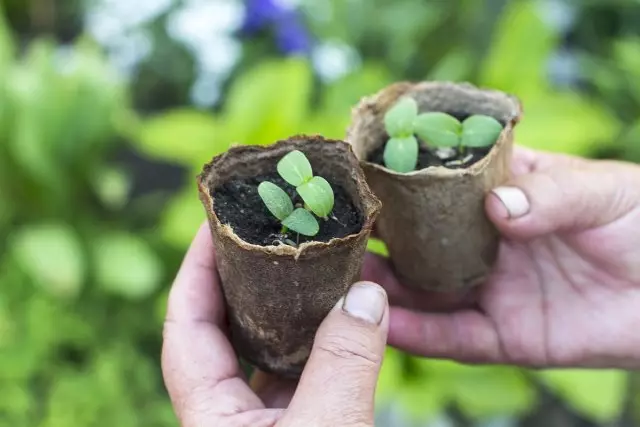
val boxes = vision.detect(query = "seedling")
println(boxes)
[258,150,335,240]
[382,97,504,173]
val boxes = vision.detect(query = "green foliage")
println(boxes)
[258,150,335,239]
[382,97,504,172]
[258,181,294,221]
[281,208,319,237]
[536,369,628,423]
[276,149,314,187]
[4,0,640,425]
[383,136,419,173]
[297,176,334,218]
[92,232,164,300]
[10,223,86,299]
[413,112,462,148]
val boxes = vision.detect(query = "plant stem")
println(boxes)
[281,225,288,234]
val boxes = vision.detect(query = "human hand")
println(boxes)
[161,223,389,427]
[364,146,640,369]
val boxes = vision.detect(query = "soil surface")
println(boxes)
[212,173,363,246]
[367,111,500,171]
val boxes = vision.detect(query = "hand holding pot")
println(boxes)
[365,146,640,369]
[162,224,389,427]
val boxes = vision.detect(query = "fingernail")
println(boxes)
[492,186,530,219]
[342,281,387,325]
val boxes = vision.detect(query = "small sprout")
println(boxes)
[413,112,462,148]
[277,150,313,187]
[258,149,336,243]
[257,181,293,221]
[384,97,418,138]
[382,96,505,173]
[297,176,334,218]
[383,136,419,173]
[461,115,504,148]
[281,208,319,237]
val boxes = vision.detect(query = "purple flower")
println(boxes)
[240,0,312,55]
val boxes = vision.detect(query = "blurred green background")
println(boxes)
[1,0,640,426]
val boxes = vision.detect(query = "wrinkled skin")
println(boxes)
[161,223,390,427]
[161,146,640,426]
[363,146,640,369]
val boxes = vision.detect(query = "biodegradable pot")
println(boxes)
[197,135,381,378]
[346,81,522,292]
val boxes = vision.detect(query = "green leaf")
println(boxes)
[222,58,312,146]
[133,109,226,167]
[258,181,294,221]
[11,223,85,299]
[296,176,334,218]
[383,96,418,138]
[383,136,418,173]
[277,150,313,187]
[461,115,504,148]
[160,185,206,250]
[281,208,319,237]
[452,368,536,420]
[413,112,461,148]
[93,232,163,300]
[537,369,627,423]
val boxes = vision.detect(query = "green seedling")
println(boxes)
[258,150,335,240]
[382,96,505,173]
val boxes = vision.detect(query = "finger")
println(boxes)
[283,282,389,426]
[486,159,640,240]
[250,370,296,409]
[387,306,506,364]
[361,252,479,312]
[162,222,272,426]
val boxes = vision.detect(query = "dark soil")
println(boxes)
[211,173,363,246]
[367,111,500,171]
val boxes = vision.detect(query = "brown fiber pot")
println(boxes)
[346,81,522,292]
[197,135,381,378]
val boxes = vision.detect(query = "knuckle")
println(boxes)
[315,331,381,367]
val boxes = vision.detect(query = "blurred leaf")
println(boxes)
[428,47,473,82]
[384,97,418,137]
[160,185,206,249]
[451,367,536,420]
[461,115,504,148]
[93,232,163,300]
[133,108,226,166]
[479,0,559,99]
[515,92,620,155]
[414,112,461,148]
[91,167,131,210]
[397,377,449,423]
[222,57,312,145]
[383,136,419,173]
[537,369,627,423]
[11,223,85,299]
[367,238,389,257]
[376,348,404,404]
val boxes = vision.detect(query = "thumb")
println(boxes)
[486,160,640,240]
[282,281,388,427]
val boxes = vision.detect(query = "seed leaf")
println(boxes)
[413,112,462,148]
[297,176,334,218]
[277,150,313,186]
[383,136,419,173]
[282,208,319,236]
[384,97,419,138]
[258,181,293,221]
[461,115,504,148]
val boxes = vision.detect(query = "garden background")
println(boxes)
[1,0,640,426]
